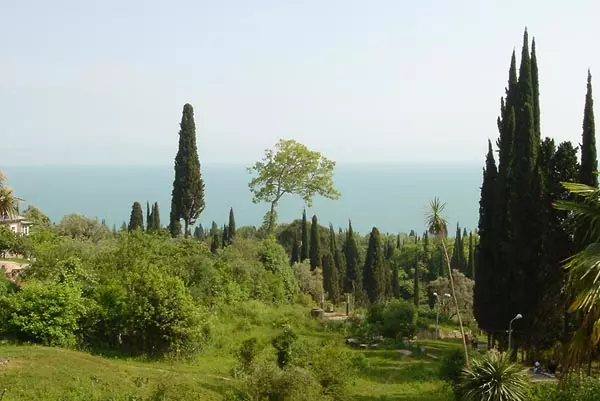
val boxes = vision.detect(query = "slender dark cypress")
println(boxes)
[363,227,386,303]
[128,202,144,232]
[300,209,309,262]
[580,69,597,188]
[228,207,236,242]
[309,215,321,270]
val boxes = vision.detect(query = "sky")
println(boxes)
[1,0,599,166]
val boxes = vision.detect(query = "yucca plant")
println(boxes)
[459,349,530,401]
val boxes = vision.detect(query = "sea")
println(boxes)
[1,163,482,235]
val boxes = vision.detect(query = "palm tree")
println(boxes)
[459,350,530,401]
[554,182,600,373]
[425,197,469,368]
[0,172,21,219]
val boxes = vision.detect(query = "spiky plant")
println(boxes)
[459,350,530,401]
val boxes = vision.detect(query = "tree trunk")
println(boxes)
[440,237,470,368]
[184,219,189,238]
[267,202,277,234]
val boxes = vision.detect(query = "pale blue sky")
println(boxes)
[1,0,599,165]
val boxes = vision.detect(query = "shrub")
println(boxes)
[272,325,298,368]
[258,238,298,303]
[0,280,84,347]
[367,299,418,339]
[233,337,261,378]
[308,344,357,400]
[459,349,530,401]
[440,349,466,399]
[531,376,600,401]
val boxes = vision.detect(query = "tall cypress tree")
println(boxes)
[580,70,597,188]
[197,223,205,241]
[344,220,361,294]
[531,37,541,140]
[467,232,475,279]
[169,103,205,237]
[475,140,499,337]
[363,227,386,303]
[152,202,161,231]
[228,207,236,242]
[210,221,220,254]
[322,253,340,303]
[291,235,299,265]
[330,224,345,298]
[146,202,151,231]
[120,221,127,232]
[300,209,309,262]
[309,215,321,270]
[222,224,229,247]
[128,202,144,232]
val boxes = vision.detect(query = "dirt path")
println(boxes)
[0,261,28,277]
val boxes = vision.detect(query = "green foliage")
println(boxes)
[22,205,51,227]
[258,238,298,303]
[0,171,21,218]
[430,270,475,325]
[366,299,418,339]
[233,337,261,378]
[300,209,309,262]
[308,344,357,400]
[440,349,466,399]
[0,280,84,347]
[532,377,600,401]
[293,261,323,303]
[309,215,321,270]
[580,69,597,188]
[247,139,340,233]
[57,214,110,243]
[363,227,386,303]
[459,350,530,401]
[272,325,298,369]
[228,207,236,242]
[170,103,205,237]
[128,201,144,232]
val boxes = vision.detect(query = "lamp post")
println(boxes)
[508,313,523,354]
[433,293,451,339]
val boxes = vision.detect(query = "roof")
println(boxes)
[0,215,32,225]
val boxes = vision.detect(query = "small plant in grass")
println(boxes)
[233,337,260,378]
[459,349,530,401]
[272,325,298,368]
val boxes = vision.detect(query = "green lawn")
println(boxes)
[0,341,456,401]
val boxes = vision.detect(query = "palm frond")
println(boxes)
[425,197,448,237]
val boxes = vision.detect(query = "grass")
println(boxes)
[0,303,458,400]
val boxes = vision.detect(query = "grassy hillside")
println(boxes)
[0,303,456,401]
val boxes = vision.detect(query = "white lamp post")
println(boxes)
[508,313,523,354]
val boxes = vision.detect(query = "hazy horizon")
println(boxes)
[1,1,599,166]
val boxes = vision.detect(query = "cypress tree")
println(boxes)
[330,224,345,298]
[112,224,117,235]
[146,202,151,231]
[128,202,144,232]
[474,140,499,336]
[344,220,361,294]
[290,235,299,265]
[385,239,395,260]
[531,38,541,140]
[413,260,420,307]
[197,223,205,241]
[228,207,236,242]
[210,221,219,254]
[580,69,597,188]
[300,209,309,262]
[467,232,475,279]
[120,221,127,232]
[322,253,340,303]
[396,234,401,249]
[193,226,201,240]
[363,227,386,303]
[169,103,205,237]
[152,202,161,231]
[222,224,229,247]
[309,215,321,270]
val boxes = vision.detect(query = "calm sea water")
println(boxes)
[1,164,482,235]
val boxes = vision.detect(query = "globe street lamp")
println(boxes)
[508,313,523,354]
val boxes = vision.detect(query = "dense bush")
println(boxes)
[440,349,466,399]
[0,280,84,347]
[367,299,418,339]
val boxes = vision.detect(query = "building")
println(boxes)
[0,215,32,235]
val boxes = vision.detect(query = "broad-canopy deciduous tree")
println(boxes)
[247,139,340,233]
[170,103,205,238]
[426,197,469,368]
